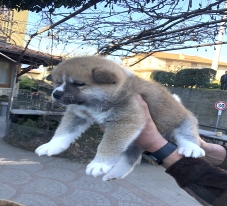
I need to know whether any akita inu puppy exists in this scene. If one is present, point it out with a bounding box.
[35,56,205,181]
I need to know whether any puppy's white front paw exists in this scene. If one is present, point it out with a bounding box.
[35,138,70,156]
[102,155,134,181]
[178,141,205,158]
[86,160,114,177]
[102,165,131,181]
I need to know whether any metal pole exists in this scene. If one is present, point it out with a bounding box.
[215,115,220,132]
[211,1,227,71]
[5,63,19,136]
[215,110,222,132]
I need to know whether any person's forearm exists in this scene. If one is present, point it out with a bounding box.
[143,135,183,169]
[200,141,226,166]
[146,141,227,169]
[161,149,183,168]
[158,142,227,168]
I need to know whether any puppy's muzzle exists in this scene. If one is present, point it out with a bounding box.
[53,90,63,99]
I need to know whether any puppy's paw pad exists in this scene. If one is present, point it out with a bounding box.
[178,143,205,158]
[102,174,117,181]
[102,162,133,181]
[102,168,127,181]
[86,161,113,177]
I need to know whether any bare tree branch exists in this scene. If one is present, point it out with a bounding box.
[15,0,227,65]
[129,41,227,66]
[16,0,102,64]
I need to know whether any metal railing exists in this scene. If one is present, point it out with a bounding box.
[199,123,227,135]
[12,90,65,112]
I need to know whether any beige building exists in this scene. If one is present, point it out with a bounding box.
[0,7,28,46]
[123,52,227,80]
[24,69,44,80]
[0,7,29,97]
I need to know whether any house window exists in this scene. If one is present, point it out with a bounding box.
[0,61,12,88]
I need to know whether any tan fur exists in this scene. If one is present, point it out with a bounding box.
[36,56,204,180]
[121,75,189,134]
[52,56,127,88]
[52,56,190,135]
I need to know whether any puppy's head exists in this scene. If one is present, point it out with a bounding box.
[50,56,130,108]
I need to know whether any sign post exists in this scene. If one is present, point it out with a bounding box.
[214,101,227,132]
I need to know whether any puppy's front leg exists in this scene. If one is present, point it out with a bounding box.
[86,119,145,178]
[35,110,93,156]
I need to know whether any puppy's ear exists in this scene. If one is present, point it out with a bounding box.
[46,74,52,81]
[92,68,117,84]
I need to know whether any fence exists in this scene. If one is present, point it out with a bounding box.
[12,89,65,112]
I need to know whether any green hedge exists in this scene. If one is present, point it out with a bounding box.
[152,71,176,87]
[19,76,37,90]
[151,68,217,88]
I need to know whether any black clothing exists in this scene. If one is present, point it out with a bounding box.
[166,157,227,206]
[220,74,227,90]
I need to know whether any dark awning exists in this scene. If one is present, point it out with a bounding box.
[0,43,63,66]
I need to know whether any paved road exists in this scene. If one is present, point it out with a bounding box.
[0,117,200,206]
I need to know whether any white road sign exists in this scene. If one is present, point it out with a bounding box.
[215,101,227,110]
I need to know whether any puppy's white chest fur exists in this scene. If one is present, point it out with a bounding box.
[90,110,111,123]
[68,105,110,124]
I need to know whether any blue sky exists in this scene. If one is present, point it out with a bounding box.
[168,34,227,63]
[169,43,227,63]
[162,0,227,63]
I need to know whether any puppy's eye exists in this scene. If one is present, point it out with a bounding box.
[71,82,85,87]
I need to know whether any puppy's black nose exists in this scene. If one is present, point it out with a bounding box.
[53,90,63,99]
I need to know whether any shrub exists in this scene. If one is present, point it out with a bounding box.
[0,95,9,102]
[19,76,37,90]
[150,70,163,81]
[196,68,216,88]
[152,68,216,88]
[174,68,198,88]
[156,71,176,87]
[208,82,220,89]
[13,115,60,131]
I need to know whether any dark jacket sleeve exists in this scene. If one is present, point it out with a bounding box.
[166,157,227,206]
